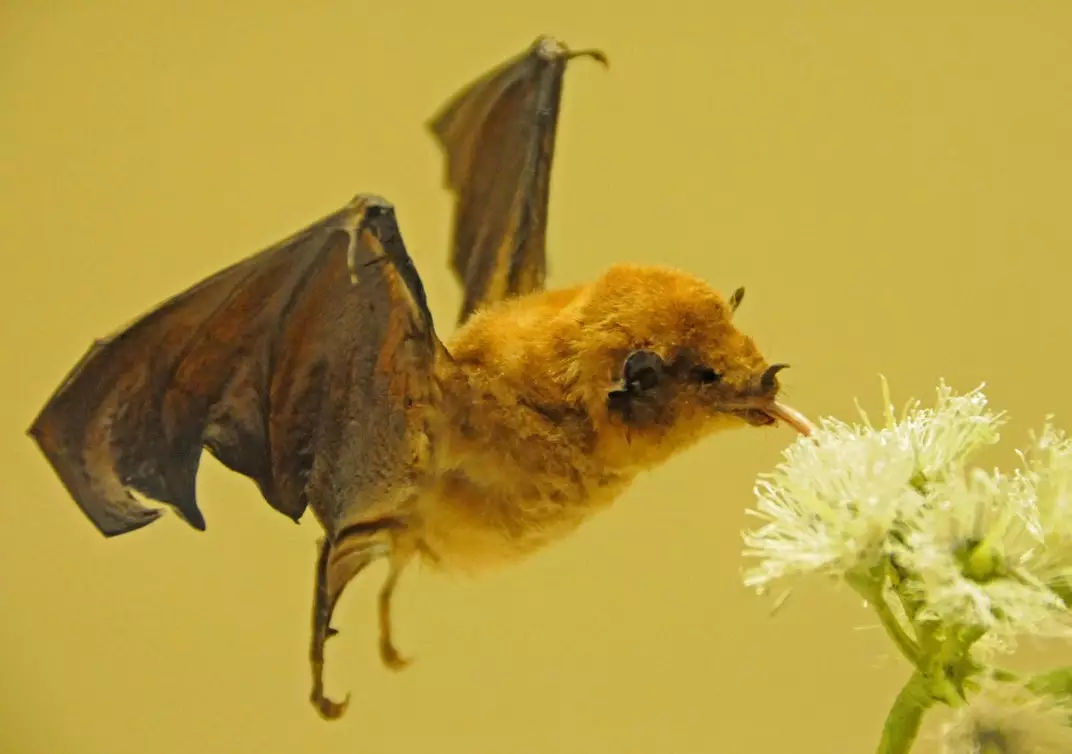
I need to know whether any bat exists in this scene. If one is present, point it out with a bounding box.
[27,35,816,720]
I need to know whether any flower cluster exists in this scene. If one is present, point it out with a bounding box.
[742,379,1072,651]
[940,677,1072,754]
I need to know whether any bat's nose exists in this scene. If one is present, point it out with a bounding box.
[760,363,790,393]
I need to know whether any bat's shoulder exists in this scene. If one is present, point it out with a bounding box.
[445,283,589,361]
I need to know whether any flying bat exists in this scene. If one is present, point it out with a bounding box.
[27,35,815,720]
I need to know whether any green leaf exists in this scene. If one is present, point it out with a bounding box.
[1050,580,1072,609]
[1026,665,1072,702]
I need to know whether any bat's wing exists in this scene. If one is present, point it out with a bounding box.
[30,194,446,718]
[428,35,607,324]
[28,194,442,539]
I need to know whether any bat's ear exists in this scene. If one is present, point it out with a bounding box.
[728,286,745,314]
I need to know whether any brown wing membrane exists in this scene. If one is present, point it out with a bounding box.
[27,194,441,539]
[428,35,607,324]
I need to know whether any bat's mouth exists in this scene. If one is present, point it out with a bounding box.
[733,401,816,436]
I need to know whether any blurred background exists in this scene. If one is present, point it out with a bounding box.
[3,1,1071,752]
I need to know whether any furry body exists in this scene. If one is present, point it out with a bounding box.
[412,263,773,573]
[27,37,813,720]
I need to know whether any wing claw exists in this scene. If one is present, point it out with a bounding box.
[534,34,609,68]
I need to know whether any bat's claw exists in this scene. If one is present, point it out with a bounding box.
[311,688,351,720]
[567,48,609,68]
[379,637,413,672]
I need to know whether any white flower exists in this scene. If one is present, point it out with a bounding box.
[742,418,923,588]
[1014,422,1072,591]
[892,466,1072,652]
[895,382,1005,482]
[890,420,1072,651]
[940,679,1072,754]
[742,380,1003,591]
[743,376,1072,651]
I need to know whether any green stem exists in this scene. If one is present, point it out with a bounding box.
[873,594,923,668]
[877,671,934,754]
[847,570,922,669]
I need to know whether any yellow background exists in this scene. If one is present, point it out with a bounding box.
[3,2,1071,752]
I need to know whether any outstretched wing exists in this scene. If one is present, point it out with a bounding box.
[428,35,607,324]
[27,194,442,538]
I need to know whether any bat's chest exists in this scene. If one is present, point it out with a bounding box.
[414,468,630,574]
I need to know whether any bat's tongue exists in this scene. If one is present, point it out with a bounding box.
[765,401,817,437]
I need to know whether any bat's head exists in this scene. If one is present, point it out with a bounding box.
[569,263,813,471]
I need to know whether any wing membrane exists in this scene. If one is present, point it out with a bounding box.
[28,195,440,537]
[428,35,606,323]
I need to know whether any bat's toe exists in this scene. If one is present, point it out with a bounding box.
[311,690,351,720]
[379,638,413,672]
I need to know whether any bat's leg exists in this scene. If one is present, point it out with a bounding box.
[309,535,378,720]
[377,550,415,671]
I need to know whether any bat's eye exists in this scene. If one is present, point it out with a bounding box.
[694,366,721,384]
[622,349,664,391]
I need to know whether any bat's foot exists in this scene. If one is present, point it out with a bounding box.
[376,550,414,671]
[379,636,413,671]
[311,688,351,720]
[310,537,374,722]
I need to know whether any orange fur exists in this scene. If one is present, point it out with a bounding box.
[412,263,781,573]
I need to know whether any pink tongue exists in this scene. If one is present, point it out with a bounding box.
[766,401,817,436]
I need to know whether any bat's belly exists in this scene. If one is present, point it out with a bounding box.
[415,470,629,574]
